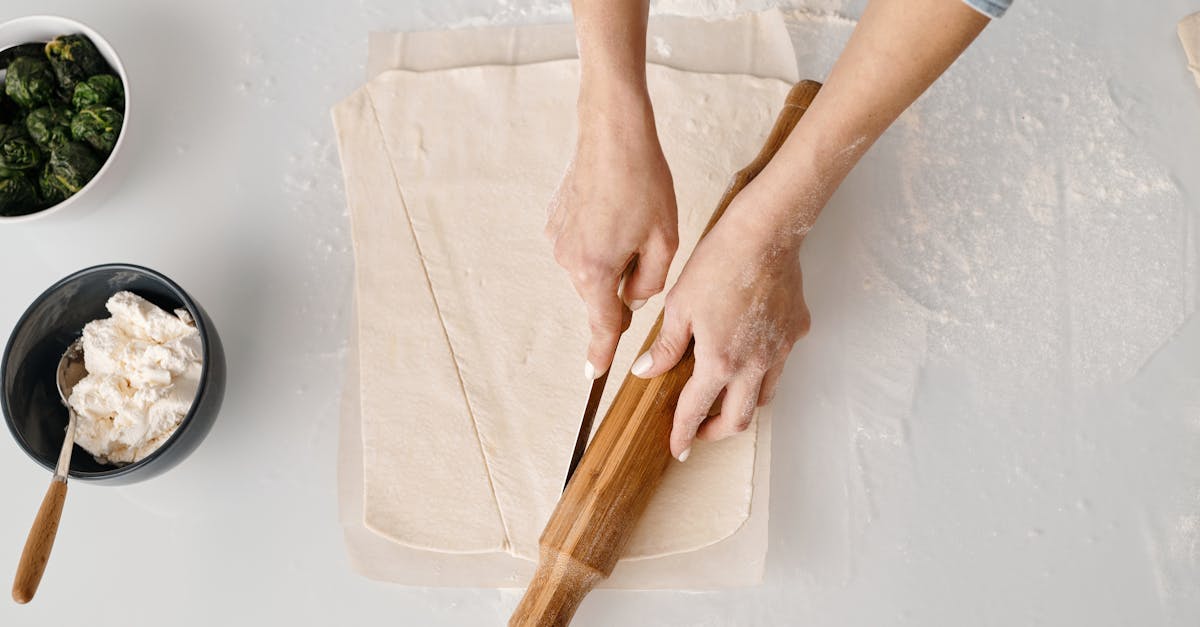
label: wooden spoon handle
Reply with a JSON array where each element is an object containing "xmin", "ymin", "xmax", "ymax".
[{"xmin": 12, "ymin": 479, "xmax": 68, "ymax": 604}]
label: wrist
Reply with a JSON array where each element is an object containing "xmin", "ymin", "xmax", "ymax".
[
  {"xmin": 578, "ymin": 71, "xmax": 652, "ymax": 123},
  {"xmin": 723, "ymin": 159, "xmax": 827, "ymax": 254}
]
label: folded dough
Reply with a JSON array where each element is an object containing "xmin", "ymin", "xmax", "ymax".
[{"xmin": 335, "ymin": 59, "xmax": 790, "ymax": 562}]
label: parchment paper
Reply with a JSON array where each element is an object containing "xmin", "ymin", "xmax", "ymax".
[{"xmin": 1181, "ymin": 12, "xmax": 1200, "ymax": 90}]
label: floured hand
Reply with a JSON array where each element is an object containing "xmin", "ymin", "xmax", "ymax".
[{"xmin": 630, "ymin": 180, "xmax": 811, "ymax": 461}]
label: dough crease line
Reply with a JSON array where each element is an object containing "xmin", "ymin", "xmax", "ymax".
[{"xmin": 363, "ymin": 83, "xmax": 515, "ymax": 551}]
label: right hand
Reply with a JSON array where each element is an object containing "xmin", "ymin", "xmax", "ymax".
[{"xmin": 546, "ymin": 87, "xmax": 679, "ymax": 380}]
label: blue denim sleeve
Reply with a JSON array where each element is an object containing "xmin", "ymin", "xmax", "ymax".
[{"xmin": 962, "ymin": 0, "xmax": 1011, "ymax": 18}]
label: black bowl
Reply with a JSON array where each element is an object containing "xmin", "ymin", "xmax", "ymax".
[{"xmin": 2, "ymin": 264, "xmax": 225, "ymax": 484}]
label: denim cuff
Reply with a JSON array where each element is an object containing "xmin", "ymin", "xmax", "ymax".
[{"xmin": 962, "ymin": 0, "xmax": 1011, "ymax": 18}]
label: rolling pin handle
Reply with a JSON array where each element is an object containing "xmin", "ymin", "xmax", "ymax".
[{"xmin": 508, "ymin": 548, "xmax": 604, "ymax": 627}]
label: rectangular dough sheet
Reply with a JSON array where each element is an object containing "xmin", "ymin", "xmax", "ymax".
[{"xmin": 335, "ymin": 11, "xmax": 797, "ymax": 589}]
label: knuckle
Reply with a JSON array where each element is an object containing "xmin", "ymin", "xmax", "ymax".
[
  {"xmin": 728, "ymin": 401, "xmax": 756, "ymax": 433},
  {"xmin": 797, "ymin": 312, "xmax": 813, "ymax": 337},
  {"xmin": 655, "ymin": 331, "xmax": 683, "ymax": 359},
  {"xmin": 789, "ymin": 312, "xmax": 812, "ymax": 342},
  {"xmin": 588, "ymin": 314, "xmax": 619, "ymax": 335},
  {"xmin": 578, "ymin": 253, "xmax": 621, "ymax": 286},
  {"xmin": 746, "ymin": 359, "xmax": 772, "ymax": 378},
  {"xmin": 573, "ymin": 262, "xmax": 604, "ymax": 286}
]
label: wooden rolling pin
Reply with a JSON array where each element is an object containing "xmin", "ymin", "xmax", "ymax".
[{"xmin": 510, "ymin": 80, "xmax": 822, "ymax": 626}]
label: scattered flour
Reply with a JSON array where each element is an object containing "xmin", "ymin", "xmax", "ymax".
[
  {"xmin": 858, "ymin": 3, "xmax": 1191, "ymax": 392},
  {"xmin": 770, "ymin": 3, "xmax": 1196, "ymax": 604},
  {"xmin": 651, "ymin": 35, "xmax": 672, "ymax": 58}
]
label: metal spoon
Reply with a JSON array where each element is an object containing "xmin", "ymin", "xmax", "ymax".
[{"xmin": 12, "ymin": 339, "xmax": 86, "ymax": 604}]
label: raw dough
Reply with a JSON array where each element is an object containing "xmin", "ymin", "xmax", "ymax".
[
  {"xmin": 1181, "ymin": 12, "xmax": 1200, "ymax": 89},
  {"xmin": 336, "ymin": 60, "xmax": 791, "ymax": 561},
  {"xmin": 333, "ymin": 11, "xmax": 800, "ymax": 588},
  {"xmin": 337, "ymin": 306, "xmax": 775, "ymax": 588}
]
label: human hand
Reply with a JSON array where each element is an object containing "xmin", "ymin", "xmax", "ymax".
[
  {"xmin": 629, "ymin": 180, "xmax": 812, "ymax": 461},
  {"xmin": 546, "ymin": 88, "xmax": 679, "ymax": 380}
]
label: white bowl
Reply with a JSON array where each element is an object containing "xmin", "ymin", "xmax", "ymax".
[{"xmin": 0, "ymin": 15, "xmax": 129, "ymax": 224}]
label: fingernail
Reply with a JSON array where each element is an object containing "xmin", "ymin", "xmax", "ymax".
[
  {"xmin": 677, "ymin": 447, "xmax": 691, "ymax": 462},
  {"xmin": 629, "ymin": 299, "xmax": 647, "ymax": 311},
  {"xmin": 630, "ymin": 352, "xmax": 654, "ymax": 377},
  {"xmin": 584, "ymin": 361, "xmax": 606, "ymax": 380}
]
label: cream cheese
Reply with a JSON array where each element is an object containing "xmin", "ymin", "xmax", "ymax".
[{"xmin": 67, "ymin": 291, "xmax": 203, "ymax": 465}]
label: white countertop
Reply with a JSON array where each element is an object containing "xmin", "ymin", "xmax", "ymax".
[{"xmin": 2, "ymin": 1, "xmax": 1199, "ymax": 625}]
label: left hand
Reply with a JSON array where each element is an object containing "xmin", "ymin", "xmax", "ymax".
[{"xmin": 629, "ymin": 181, "xmax": 813, "ymax": 461}]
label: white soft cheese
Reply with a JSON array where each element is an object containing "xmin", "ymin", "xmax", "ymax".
[{"xmin": 68, "ymin": 291, "xmax": 203, "ymax": 465}]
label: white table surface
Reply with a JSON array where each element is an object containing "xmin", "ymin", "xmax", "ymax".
[{"xmin": 2, "ymin": 1, "xmax": 1199, "ymax": 625}]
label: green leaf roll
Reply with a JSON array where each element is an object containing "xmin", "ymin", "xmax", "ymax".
[
  {"xmin": 5, "ymin": 56, "xmax": 57, "ymax": 109},
  {"xmin": 44, "ymin": 34, "xmax": 108, "ymax": 92},
  {"xmin": 70, "ymin": 104, "xmax": 122, "ymax": 153},
  {"xmin": 72, "ymin": 73, "xmax": 123, "ymax": 110},
  {"xmin": 39, "ymin": 140, "xmax": 101, "ymax": 200},
  {"xmin": 0, "ymin": 124, "xmax": 41, "ymax": 170},
  {"xmin": 26, "ymin": 105, "xmax": 73, "ymax": 150}
]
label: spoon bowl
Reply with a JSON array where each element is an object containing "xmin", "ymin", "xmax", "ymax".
[
  {"xmin": 55, "ymin": 340, "xmax": 85, "ymax": 405},
  {"xmin": 52, "ymin": 339, "xmax": 85, "ymax": 478}
]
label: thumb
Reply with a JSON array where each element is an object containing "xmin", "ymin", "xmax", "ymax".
[{"xmin": 630, "ymin": 306, "xmax": 691, "ymax": 379}]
